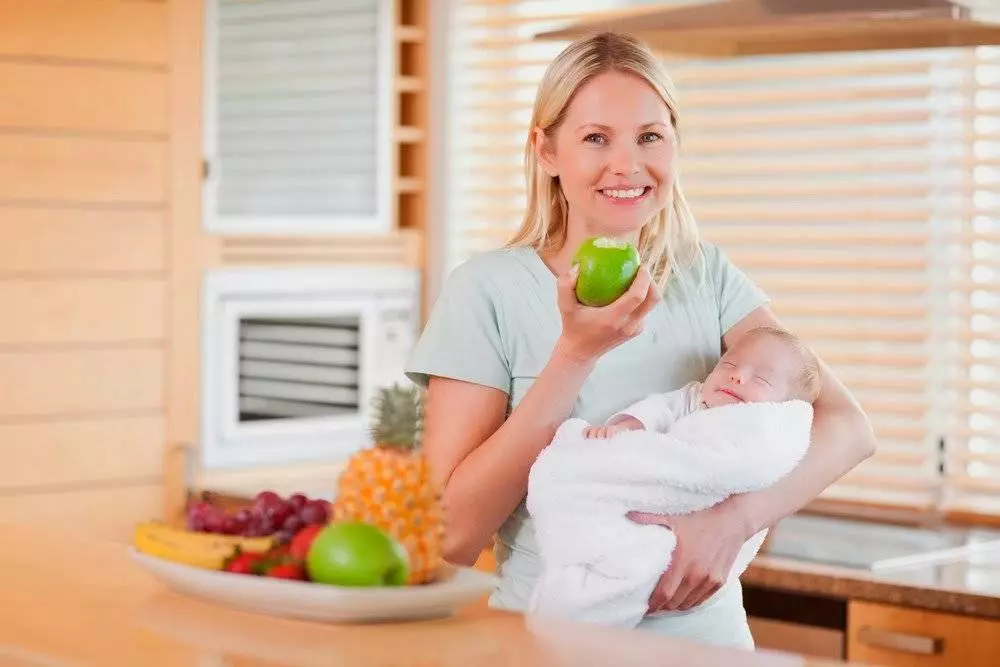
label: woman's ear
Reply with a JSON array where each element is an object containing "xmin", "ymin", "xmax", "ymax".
[{"xmin": 532, "ymin": 127, "xmax": 558, "ymax": 178}]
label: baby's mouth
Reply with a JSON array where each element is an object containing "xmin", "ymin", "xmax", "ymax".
[{"xmin": 718, "ymin": 388, "xmax": 744, "ymax": 402}]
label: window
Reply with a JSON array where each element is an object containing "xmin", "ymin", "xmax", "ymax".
[
  {"xmin": 445, "ymin": 0, "xmax": 1000, "ymax": 521},
  {"xmin": 203, "ymin": 0, "xmax": 395, "ymax": 235}
]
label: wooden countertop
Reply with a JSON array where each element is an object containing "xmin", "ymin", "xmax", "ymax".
[
  {"xmin": 743, "ymin": 514, "xmax": 1000, "ymax": 619},
  {"xmin": 0, "ymin": 522, "xmax": 857, "ymax": 667}
]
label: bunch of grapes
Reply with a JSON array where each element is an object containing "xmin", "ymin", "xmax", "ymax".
[{"xmin": 186, "ymin": 491, "xmax": 330, "ymax": 544}]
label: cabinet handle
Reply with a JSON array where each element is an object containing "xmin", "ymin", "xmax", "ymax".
[{"xmin": 857, "ymin": 626, "xmax": 944, "ymax": 655}]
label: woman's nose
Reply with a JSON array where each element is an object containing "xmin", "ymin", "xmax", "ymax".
[
  {"xmin": 609, "ymin": 142, "xmax": 640, "ymax": 176},
  {"xmin": 729, "ymin": 371, "xmax": 744, "ymax": 384}
]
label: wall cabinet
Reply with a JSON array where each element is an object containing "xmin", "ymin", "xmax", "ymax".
[{"xmin": 847, "ymin": 600, "xmax": 1000, "ymax": 666}]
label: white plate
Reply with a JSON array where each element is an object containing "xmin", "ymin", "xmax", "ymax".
[{"xmin": 131, "ymin": 549, "xmax": 499, "ymax": 623}]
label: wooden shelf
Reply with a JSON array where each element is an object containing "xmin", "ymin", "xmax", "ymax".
[
  {"xmin": 396, "ymin": 76, "xmax": 424, "ymax": 93},
  {"xmin": 396, "ymin": 25, "xmax": 425, "ymax": 43},
  {"xmin": 395, "ymin": 126, "xmax": 425, "ymax": 143},
  {"xmin": 396, "ymin": 177, "xmax": 422, "ymax": 194}
]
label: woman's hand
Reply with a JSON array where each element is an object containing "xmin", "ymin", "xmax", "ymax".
[
  {"xmin": 554, "ymin": 264, "xmax": 660, "ymax": 364},
  {"xmin": 627, "ymin": 500, "xmax": 752, "ymax": 613}
]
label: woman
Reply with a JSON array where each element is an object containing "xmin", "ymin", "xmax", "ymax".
[{"xmin": 405, "ymin": 32, "xmax": 875, "ymax": 648}]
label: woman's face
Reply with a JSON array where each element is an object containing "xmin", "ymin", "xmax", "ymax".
[{"xmin": 534, "ymin": 70, "xmax": 678, "ymax": 242}]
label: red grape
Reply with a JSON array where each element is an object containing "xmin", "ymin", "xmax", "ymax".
[
  {"xmin": 288, "ymin": 493, "xmax": 308, "ymax": 510},
  {"xmin": 222, "ymin": 516, "xmax": 239, "ymax": 535},
  {"xmin": 274, "ymin": 529, "xmax": 295, "ymax": 545},
  {"xmin": 204, "ymin": 509, "xmax": 227, "ymax": 534},
  {"xmin": 185, "ymin": 501, "xmax": 213, "ymax": 530},
  {"xmin": 254, "ymin": 490, "xmax": 281, "ymax": 506},
  {"xmin": 257, "ymin": 516, "xmax": 276, "ymax": 536},
  {"xmin": 299, "ymin": 499, "xmax": 328, "ymax": 525},
  {"xmin": 282, "ymin": 515, "xmax": 304, "ymax": 534},
  {"xmin": 234, "ymin": 508, "xmax": 252, "ymax": 529},
  {"xmin": 270, "ymin": 501, "xmax": 295, "ymax": 526}
]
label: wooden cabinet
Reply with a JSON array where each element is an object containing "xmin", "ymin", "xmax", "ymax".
[{"xmin": 847, "ymin": 600, "xmax": 1000, "ymax": 666}]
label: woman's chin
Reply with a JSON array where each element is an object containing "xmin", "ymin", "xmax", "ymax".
[{"xmin": 587, "ymin": 210, "xmax": 658, "ymax": 238}]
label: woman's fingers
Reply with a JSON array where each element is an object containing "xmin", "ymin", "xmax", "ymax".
[
  {"xmin": 556, "ymin": 264, "xmax": 581, "ymax": 314},
  {"xmin": 662, "ymin": 573, "xmax": 701, "ymax": 612},
  {"xmin": 611, "ymin": 265, "xmax": 653, "ymax": 319},
  {"xmin": 677, "ymin": 578, "xmax": 721, "ymax": 611}
]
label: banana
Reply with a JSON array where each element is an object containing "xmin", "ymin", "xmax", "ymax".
[
  {"xmin": 134, "ymin": 528, "xmax": 233, "ymax": 570},
  {"xmin": 133, "ymin": 521, "xmax": 276, "ymax": 570},
  {"xmin": 135, "ymin": 521, "xmax": 274, "ymax": 554}
]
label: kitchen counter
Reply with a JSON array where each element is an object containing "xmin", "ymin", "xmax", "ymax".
[
  {"xmin": 0, "ymin": 522, "xmax": 854, "ymax": 667},
  {"xmin": 743, "ymin": 513, "xmax": 1000, "ymax": 619}
]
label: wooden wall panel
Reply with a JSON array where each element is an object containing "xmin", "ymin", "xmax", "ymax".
[
  {"xmin": 0, "ymin": 417, "xmax": 163, "ymax": 489},
  {"xmin": 0, "ymin": 483, "xmax": 163, "ymax": 543},
  {"xmin": 0, "ymin": 349, "xmax": 163, "ymax": 418},
  {"xmin": 0, "ymin": 280, "xmax": 165, "ymax": 345},
  {"xmin": 0, "ymin": 0, "xmax": 171, "ymax": 542},
  {"xmin": 0, "ymin": 62, "xmax": 168, "ymax": 134},
  {"xmin": 0, "ymin": 210, "xmax": 165, "ymax": 274},
  {"xmin": 0, "ymin": 136, "xmax": 165, "ymax": 203},
  {"xmin": 0, "ymin": 0, "xmax": 169, "ymax": 65}
]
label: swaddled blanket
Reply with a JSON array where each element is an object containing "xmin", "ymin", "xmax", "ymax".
[{"xmin": 525, "ymin": 399, "xmax": 814, "ymax": 628}]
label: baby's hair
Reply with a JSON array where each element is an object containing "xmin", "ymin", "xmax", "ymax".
[{"xmin": 737, "ymin": 326, "xmax": 822, "ymax": 402}]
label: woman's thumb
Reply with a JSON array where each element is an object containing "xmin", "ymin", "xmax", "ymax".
[
  {"xmin": 557, "ymin": 263, "xmax": 580, "ymax": 310},
  {"xmin": 627, "ymin": 511, "xmax": 669, "ymax": 527}
]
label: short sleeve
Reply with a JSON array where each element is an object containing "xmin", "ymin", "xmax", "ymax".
[
  {"xmin": 404, "ymin": 263, "xmax": 511, "ymax": 394},
  {"xmin": 702, "ymin": 242, "xmax": 770, "ymax": 334}
]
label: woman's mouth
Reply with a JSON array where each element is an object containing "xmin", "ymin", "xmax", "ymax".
[{"xmin": 599, "ymin": 186, "xmax": 652, "ymax": 206}]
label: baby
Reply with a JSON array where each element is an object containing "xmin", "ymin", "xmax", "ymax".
[
  {"xmin": 584, "ymin": 325, "xmax": 822, "ymax": 440},
  {"xmin": 525, "ymin": 325, "xmax": 821, "ymax": 629}
]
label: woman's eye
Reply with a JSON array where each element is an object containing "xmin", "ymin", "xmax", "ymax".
[
  {"xmin": 583, "ymin": 133, "xmax": 607, "ymax": 145},
  {"xmin": 722, "ymin": 361, "xmax": 736, "ymax": 368},
  {"xmin": 639, "ymin": 132, "xmax": 663, "ymax": 143},
  {"xmin": 755, "ymin": 376, "xmax": 772, "ymax": 386}
]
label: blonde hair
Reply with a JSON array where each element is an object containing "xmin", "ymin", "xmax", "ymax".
[
  {"xmin": 739, "ymin": 326, "xmax": 823, "ymax": 403},
  {"xmin": 505, "ymin": 32, "xmax": 702, "ymax": 291}
]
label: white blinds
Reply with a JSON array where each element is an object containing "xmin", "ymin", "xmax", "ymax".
[
  {"xmin": 447, "ymin": 0, "xmax": 1000, "ymax": 519},
  {"xmin": 205, "ymin": 0, "xmax": 393, "ymax": 234}
]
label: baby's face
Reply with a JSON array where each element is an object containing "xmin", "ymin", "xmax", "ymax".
[{"xmin": 702, "ymin": 335, "xmax": 801, "ymax": 408}]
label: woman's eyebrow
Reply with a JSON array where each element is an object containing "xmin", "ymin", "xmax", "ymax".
[{"xmin": 577, "ymin": 121, "xmax": 669, "ymax": 131}]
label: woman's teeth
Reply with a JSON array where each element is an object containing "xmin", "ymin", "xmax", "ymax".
[{"xmin": 602, "ymin": 187, "xmax": 646, "ymax": 200}]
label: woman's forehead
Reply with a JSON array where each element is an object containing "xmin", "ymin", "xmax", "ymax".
[{"xmin": 562, "ymin": 71, "xmax": 672, "ymax": 127}]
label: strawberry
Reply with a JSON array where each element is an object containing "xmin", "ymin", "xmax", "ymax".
[
  {"xmin": 289, "ymin": 523, "xmax": 324, "ymax": 560},
  {"xmin": 264, "ymin": 562, "xmax": 306, "ymax": 580},
  {"xmin": 224, "ymin": 551, "xmax": 265, "ymax": 575}
]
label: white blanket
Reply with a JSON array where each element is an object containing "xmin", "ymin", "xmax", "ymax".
[{"xmin": 525, "ymin": 400, "xmax": 814, "ymax": 628}]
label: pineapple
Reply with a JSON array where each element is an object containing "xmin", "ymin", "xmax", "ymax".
[{"xmin": 331, "ymin": 383, "xmax": 444, "ymax": 584}]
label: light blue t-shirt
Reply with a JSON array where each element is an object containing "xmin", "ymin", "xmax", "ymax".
[{"xmin": 405, "ymin": 242, "xmax": 769, "ymax": 649}]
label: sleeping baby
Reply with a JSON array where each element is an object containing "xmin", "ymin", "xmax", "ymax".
[
  {"xmin": 586, "ymin": 324, "xmax": 822, "ymax": 440},
  {"xmin": 525, "ymin": 326, "xmax": 822, "ymax": 629}
]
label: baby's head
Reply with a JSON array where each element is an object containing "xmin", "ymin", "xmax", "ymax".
[{"xmin": 702, "ymin": 326, "xmax": 821, "ymax": 409}]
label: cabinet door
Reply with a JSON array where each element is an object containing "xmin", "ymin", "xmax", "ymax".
[{"xmin": 848, "ymin": 600, "xmax": 1000, "ymax": 667}]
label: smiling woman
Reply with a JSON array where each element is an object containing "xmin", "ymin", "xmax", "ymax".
[{"xmin": 405, "ymin": 31, "xmax": 876, "ymax": 650}]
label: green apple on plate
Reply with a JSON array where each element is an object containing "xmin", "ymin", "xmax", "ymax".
[
  {"xmin": 572, "ymin": 236, "xmax": 641, "ymax": 307},
  {"xmin": 306, "ymin": 521, "xmax": 410, "ymax": 587}
]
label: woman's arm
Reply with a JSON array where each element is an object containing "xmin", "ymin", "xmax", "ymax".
[
  {"xmin": 423, "ymin": 344, "xmax": 594, "ymax": 566},
  {"xmin": 425, "ymin": 265, "xmax": 661, "ymax": 566},
  {"xmin": 632, "ymin": 305, "xmax": 877, "ymax": 612}
]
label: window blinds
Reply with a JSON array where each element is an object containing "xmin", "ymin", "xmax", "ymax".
[
  {"xmin": 447, "ymin": 0, "xmax": 1000, "ymax": 519},
  {"xmin": 205, "ymin": 0, "xmax": 392, "ymax": 233}
]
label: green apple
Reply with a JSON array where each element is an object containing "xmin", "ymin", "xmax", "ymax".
[
  {"xmin": 305, "ymin": 521, "xmax": 410, "ymax": 587},
  {"xmin": 573, "ymin": 236, "xmax": 641, "ymax": 307}
]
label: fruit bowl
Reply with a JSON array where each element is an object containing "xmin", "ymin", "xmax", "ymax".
[{"xmin": 131, "ymin": 549, "xmax": 499, "ymax": 624}]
